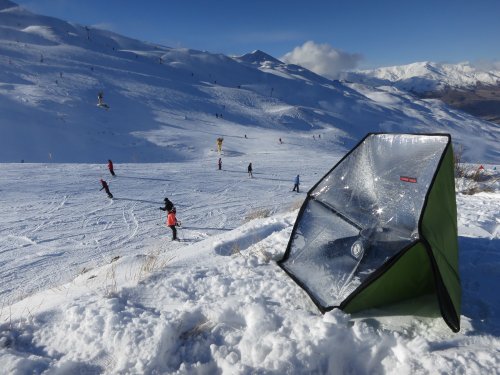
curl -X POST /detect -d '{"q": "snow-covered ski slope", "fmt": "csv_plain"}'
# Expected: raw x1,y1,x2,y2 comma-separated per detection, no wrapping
1,162,499,374
1,0,499,164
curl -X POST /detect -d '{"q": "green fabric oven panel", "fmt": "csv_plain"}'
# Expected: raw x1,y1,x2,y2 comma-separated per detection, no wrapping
421,145,461,324
343,242,435,313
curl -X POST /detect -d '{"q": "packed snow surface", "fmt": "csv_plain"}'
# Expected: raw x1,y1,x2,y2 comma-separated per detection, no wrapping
1,156,499,374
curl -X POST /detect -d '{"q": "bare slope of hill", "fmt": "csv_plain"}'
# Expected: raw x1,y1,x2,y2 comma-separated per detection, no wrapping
420,84,500,125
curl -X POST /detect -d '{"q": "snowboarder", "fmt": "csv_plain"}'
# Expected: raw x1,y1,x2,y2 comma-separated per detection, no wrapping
167,207,180,241
248,162,253,178
97,91,109,109
100,179,113,198
108,159,115,176
293,174,300,193
160,198,174,212
218,158,222,170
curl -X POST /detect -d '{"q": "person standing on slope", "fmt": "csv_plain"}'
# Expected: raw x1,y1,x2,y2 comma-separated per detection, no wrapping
247,162,253,178
218,158,222,170
100,179,113,198
292,174,300,193
108,159,115,176
167,207,180,241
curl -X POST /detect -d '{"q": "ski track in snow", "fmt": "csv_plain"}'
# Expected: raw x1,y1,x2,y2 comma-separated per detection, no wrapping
0,156,325,305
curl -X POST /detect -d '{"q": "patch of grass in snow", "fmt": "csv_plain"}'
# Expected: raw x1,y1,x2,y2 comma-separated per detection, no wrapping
230,242,243,256
135,248,175,282
179,318,215,340
454,145,499,194
103,263,118,298
243,208,272,222
289,199,304,211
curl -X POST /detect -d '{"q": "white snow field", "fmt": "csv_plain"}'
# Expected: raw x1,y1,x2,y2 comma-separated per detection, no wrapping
0,159,499,374
1,1,500,374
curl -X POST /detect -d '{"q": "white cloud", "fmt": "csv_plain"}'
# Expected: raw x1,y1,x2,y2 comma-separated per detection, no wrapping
281,41,362,79
91,22,116,32
472,60,500,72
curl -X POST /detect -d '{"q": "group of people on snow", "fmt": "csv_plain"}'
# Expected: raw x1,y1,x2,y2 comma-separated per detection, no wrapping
99,159,116,198
99,161,180,240
101,146,301,240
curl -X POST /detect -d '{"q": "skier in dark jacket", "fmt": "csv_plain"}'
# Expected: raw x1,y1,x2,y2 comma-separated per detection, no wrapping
160,198,174,212
100,179,113,198
218,158,222,170
247,162,253,178
108,159,115,176
292,174,300,193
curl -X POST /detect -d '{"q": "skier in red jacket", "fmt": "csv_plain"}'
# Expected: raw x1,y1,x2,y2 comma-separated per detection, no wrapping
108,159,115,176
167,207,180,241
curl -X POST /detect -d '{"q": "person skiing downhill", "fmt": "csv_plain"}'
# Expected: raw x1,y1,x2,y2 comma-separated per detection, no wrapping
108,159,115,176
218,158,222,170
100,179,113,198
97,91,109,109
248,162,253,178
160,198,174,212
167,207,180,241
293,174,300,193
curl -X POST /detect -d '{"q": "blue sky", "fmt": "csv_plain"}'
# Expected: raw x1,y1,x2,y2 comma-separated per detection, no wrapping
15,0,500,70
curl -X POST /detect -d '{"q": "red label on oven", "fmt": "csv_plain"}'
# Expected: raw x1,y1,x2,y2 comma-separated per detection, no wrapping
400,176,417,183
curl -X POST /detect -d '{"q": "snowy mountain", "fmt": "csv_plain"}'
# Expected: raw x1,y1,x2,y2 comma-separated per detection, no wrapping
343,61,500,93
343,62,500,125
1,1,499,163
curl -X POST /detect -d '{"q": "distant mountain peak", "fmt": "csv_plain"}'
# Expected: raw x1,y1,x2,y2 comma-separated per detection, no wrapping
236,50,283,65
